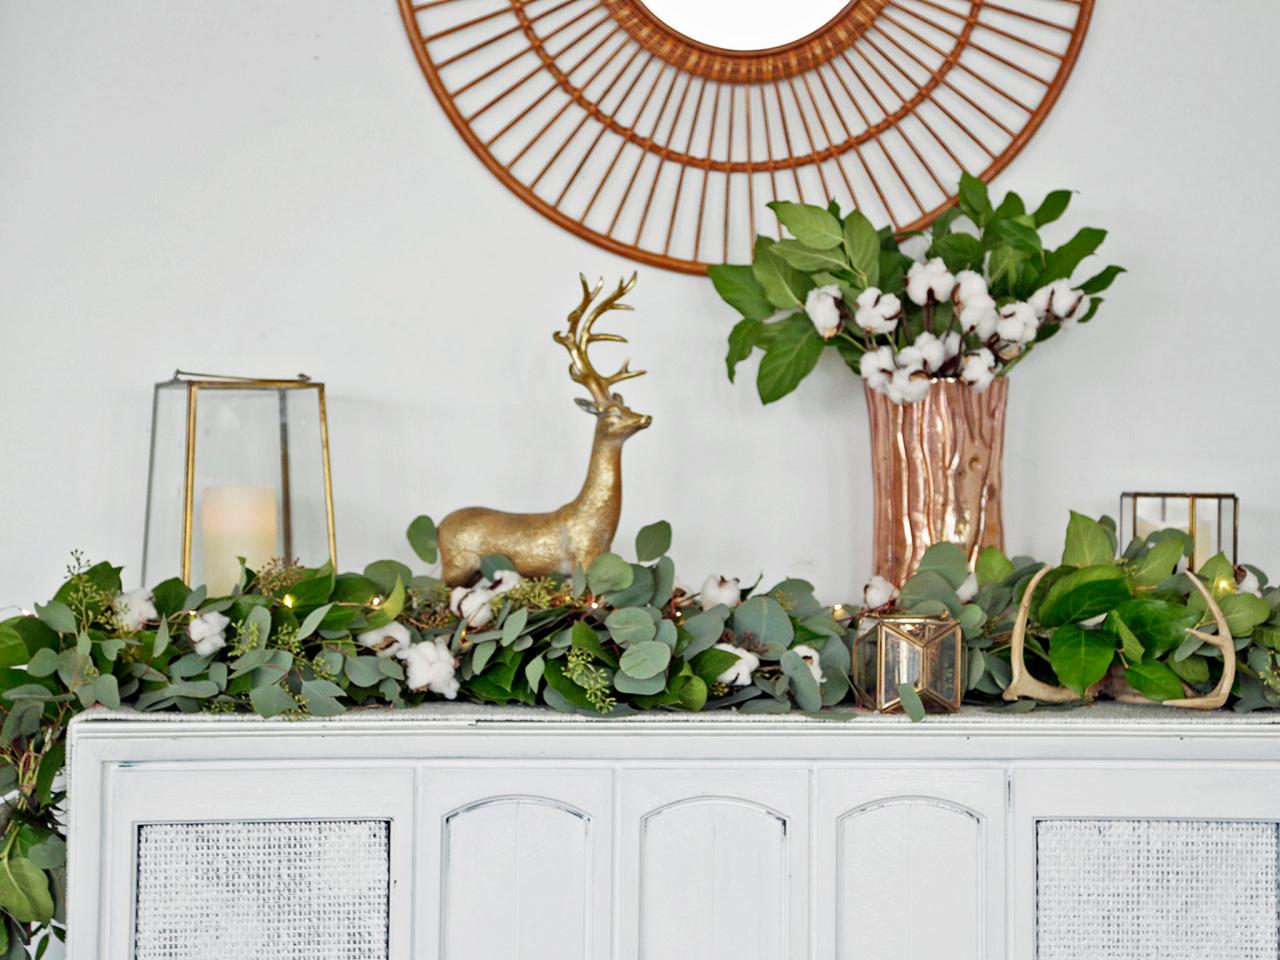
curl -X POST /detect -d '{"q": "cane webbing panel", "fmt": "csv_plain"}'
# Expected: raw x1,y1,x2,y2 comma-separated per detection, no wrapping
1036,819,1280,960
134,819,390,960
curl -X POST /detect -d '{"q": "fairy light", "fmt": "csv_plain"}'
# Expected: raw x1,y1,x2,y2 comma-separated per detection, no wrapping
832,603,847,620
282,594,295,608
1214,578,1234,594
370,595,383,608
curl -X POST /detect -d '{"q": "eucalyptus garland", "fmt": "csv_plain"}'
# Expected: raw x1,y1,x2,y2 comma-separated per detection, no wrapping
1,512,1278,956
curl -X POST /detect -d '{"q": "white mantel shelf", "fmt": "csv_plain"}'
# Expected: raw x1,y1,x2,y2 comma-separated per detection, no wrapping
68,704,1280,960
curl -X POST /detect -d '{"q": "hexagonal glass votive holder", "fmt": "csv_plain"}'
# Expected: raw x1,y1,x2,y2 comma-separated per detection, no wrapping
852,614,963,714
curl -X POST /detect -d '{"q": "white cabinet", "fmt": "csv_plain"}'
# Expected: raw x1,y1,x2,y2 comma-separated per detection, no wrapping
67,708,1280,960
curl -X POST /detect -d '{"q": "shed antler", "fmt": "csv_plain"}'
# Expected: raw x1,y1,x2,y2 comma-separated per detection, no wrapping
554,273,644,408
1003,565,1236,709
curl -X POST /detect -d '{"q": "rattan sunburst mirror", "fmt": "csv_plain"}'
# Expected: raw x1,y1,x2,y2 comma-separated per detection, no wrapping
400,0,1094,273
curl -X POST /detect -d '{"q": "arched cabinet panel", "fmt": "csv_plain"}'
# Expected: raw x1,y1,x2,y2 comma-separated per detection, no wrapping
618,768,810,960
418,766,614,960
817,766,1006,960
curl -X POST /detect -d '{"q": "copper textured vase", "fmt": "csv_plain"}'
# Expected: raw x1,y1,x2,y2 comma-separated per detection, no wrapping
865,378,1008,585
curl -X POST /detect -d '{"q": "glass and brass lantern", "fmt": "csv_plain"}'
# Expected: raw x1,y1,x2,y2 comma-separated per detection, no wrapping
1119,492,1238,569
141,372,336,595
852,614,963,714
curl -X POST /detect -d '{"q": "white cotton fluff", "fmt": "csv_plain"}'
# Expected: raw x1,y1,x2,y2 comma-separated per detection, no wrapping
996,301,1038,344
906,258,956,306
863,575,898,609
399,640,460,699
960,348,997,394
700,575,742,611
943,331,963,361
889,367,931,404
113,589,157,633
1030,279,1089,323
357,620,413,659
854,288,902,334
956,573,979,603
859,346,895,392
954,270,988,304
1237,569,1262,597
804,285,844,339
450,584,494,628
188,610,230,656
712,642,760,687
955,272,999,339
791,644,825,685
912,332,947,372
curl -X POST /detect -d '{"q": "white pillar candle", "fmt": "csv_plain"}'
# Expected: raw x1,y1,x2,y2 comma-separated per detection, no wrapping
200,485,278,596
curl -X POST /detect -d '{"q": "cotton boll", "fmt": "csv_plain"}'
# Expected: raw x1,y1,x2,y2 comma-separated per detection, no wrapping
1031,279,1088,324
712,642,760,686
859,345,895,391
954,270,988,304
113,589,157,632
700,575,742,610
943,331,963,360
913,332,946,372
891,367,931,404
357,620,413,658
956,573,978,602
1237,569,1262,597
189,610,230,657
854,287,902,334
489,569,522,596
997,302,1038,344
896,346,925,372
399,640,460,699
804,285,844,339
791,644,825,685
450,584,495,628
906,258,955,305
960,349,997,393
863,575,898,609
959,293,998,339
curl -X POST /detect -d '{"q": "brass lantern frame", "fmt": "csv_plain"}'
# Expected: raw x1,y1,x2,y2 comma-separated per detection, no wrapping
852,612,962,714
1119,491,1239,570
141,371,338,587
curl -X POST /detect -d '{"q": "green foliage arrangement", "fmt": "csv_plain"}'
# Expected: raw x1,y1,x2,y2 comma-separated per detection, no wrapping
1,511,1276,955
893,514,1280,709
0,519,848,955
708,175,1125,404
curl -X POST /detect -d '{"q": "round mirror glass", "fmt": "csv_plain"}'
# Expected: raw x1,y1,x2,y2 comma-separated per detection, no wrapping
638,0,851,51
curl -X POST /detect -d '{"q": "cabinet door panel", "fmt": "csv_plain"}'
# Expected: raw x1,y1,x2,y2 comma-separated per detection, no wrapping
617,767,809,960
1011,764,1280,960
418,765,612,960
817,766,1005,960
98,762,415,960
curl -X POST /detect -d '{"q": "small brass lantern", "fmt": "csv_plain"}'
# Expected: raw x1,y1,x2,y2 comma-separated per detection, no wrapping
141,372,337,595
852,614,963,714
1119,492,1238,569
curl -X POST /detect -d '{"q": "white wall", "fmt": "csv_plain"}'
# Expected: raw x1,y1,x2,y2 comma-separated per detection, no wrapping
2,0,1278,608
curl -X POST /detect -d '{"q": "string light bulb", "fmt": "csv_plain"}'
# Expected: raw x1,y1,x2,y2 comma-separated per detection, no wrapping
282,594,295,608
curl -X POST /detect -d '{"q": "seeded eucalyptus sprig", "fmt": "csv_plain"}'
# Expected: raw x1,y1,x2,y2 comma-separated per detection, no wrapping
709,174,1125,405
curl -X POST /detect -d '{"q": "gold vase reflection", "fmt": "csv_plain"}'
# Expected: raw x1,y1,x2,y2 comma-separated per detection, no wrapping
865,378,1008,585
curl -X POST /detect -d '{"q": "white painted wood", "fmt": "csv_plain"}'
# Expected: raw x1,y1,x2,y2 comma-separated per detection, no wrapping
90,761,415,960
617,767,809,960
816,766,1005,960
1010,764,1280,959
415,766,612,960
65,712,1280,960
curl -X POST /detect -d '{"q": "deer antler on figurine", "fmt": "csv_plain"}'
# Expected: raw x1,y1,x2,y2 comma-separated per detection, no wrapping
437,273,651,586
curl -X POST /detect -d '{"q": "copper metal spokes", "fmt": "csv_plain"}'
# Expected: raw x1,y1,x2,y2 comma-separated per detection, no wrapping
400,0,1094,274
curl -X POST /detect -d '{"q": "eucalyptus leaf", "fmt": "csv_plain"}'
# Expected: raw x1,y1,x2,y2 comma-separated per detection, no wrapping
587,553,633,595
635,520,672,562
618,640,671,680
781,650,822,712
731,596,794,659
406,515,438,564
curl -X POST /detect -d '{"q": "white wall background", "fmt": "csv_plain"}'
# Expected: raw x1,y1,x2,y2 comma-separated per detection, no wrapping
2,0,1278,608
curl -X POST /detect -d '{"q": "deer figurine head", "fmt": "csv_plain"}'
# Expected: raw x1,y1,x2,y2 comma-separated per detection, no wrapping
436,274,651,586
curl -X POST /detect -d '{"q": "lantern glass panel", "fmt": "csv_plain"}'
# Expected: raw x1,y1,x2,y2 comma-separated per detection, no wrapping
923,635,958,704
142,376,334,595
880,630,922,706
1119,492,1238,569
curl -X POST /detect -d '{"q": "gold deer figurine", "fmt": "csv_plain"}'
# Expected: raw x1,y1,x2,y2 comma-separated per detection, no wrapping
437,274,652,586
